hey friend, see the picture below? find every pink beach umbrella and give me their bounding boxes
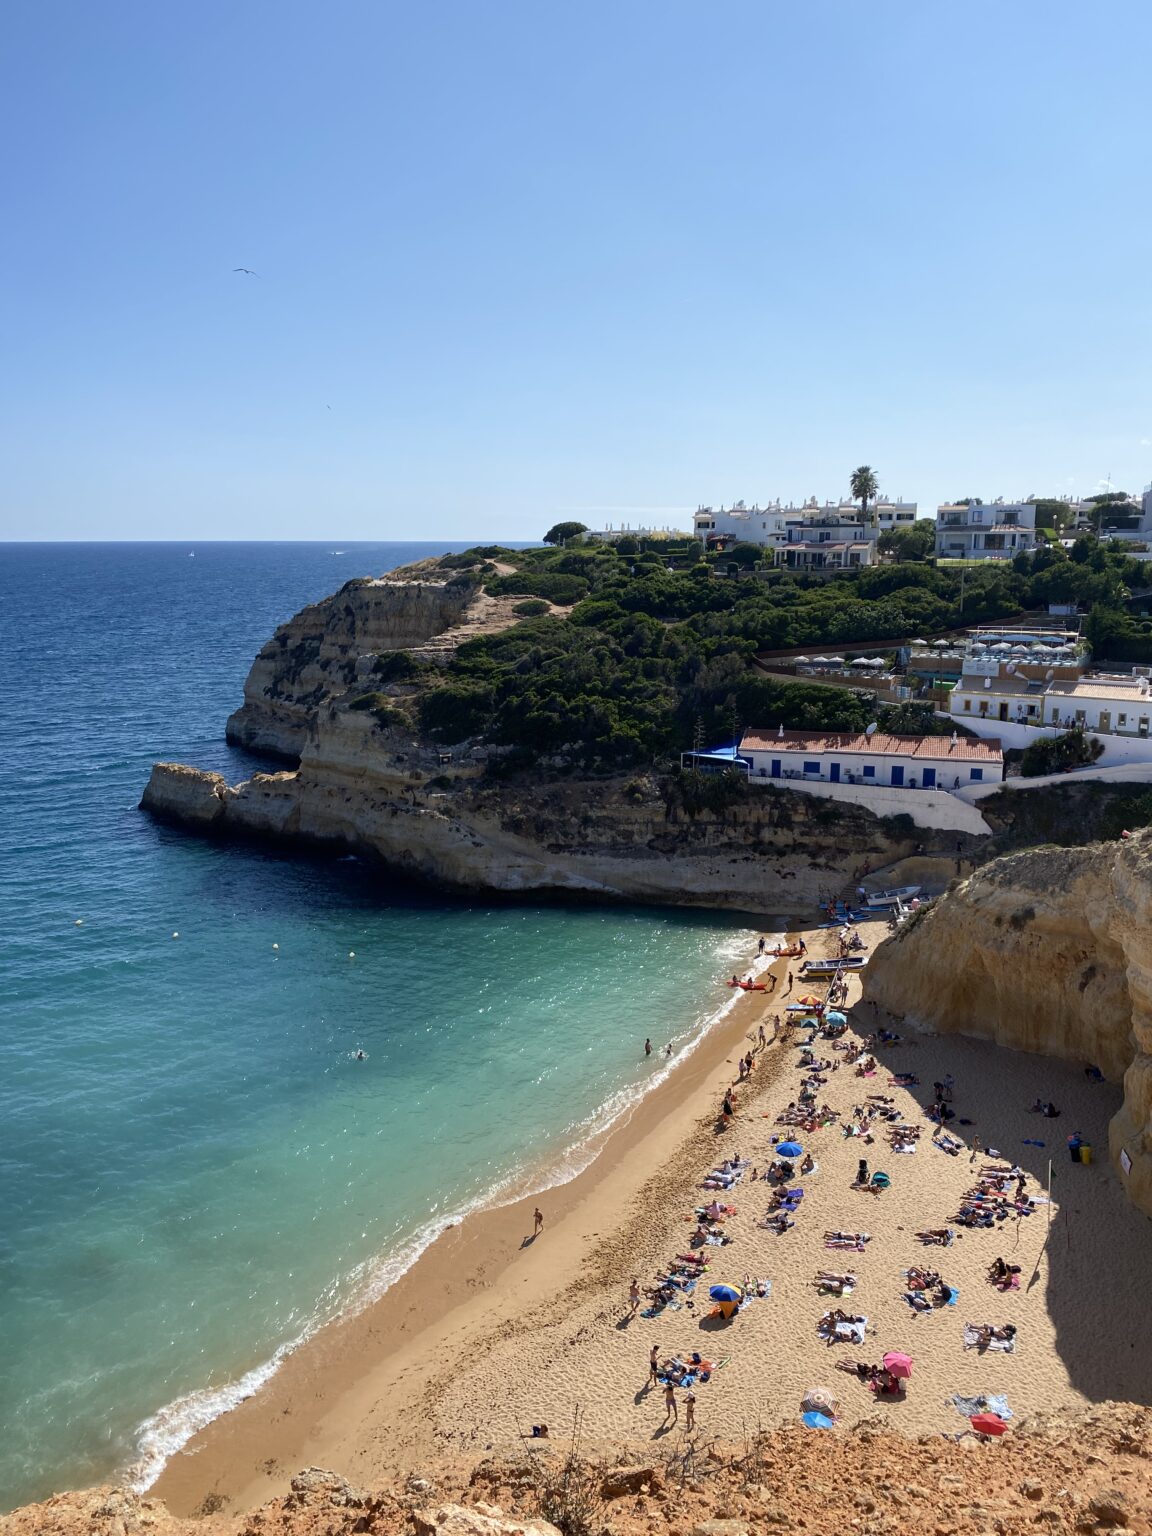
[882,1351,913,1380]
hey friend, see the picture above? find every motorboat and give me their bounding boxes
[864,886,921,909]
[800,956,867,976]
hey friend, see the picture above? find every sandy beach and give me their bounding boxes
[154,916,1152,1517]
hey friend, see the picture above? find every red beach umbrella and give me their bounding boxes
[882,1352,913,1380]
[969,1412,1009,1436]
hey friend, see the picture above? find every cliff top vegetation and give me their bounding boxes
[365,534,1147,773]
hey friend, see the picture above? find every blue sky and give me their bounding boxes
[2,1,1150,541]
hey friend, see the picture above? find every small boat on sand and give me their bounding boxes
[864,886,921,909]
[800,956,868,976]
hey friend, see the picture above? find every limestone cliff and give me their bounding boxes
[862,831,1152,1217]
[142,736,926,912]
[224,570,525,759]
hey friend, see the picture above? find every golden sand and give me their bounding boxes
[154,921,1152,1516]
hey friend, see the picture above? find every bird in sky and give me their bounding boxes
[233,267,259,276]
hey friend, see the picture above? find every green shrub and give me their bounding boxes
[347,692,408,729]
[513,598,551,617]
[374,651,426,683]
[1020,728,1104,777]
[485,571,591,605]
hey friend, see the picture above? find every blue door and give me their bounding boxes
[922,768,936,789]
[829,762,840,783]
[891,766,904,786]
[771,759,781,778]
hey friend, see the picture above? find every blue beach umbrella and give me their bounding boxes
[825,1011,848,1027]
[777,1141,803,1158]
[801,1411,835,1429]
[708,1283,743,1303]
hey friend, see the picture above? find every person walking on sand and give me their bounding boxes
[786,970,794,995]
[758,936,766,955]
[649,1344,660,1385]
[970,1135,982,1165]
[758,1022,767,1049]
[663,1381,678,1425]
[629,1277,641,1316]
[684,1389,696,1432]
[533,1207,544,1236]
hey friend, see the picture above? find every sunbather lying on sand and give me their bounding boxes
[762,1211,794,1234]
[917,1227,956,1246]
[825,1230,871,1244]
[814,1271,857,1292]
[967,1322,1017,1347]
[906,1267,940,1290]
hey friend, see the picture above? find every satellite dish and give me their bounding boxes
[865,721,878,736]
[1046,668,1055,681]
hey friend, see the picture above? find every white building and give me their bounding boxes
[946,627,1152,764]
[935,501,1038,561]
[738,728,1003,791]
[695,498,917,555]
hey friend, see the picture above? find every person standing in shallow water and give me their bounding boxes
[644,1038,652,1057]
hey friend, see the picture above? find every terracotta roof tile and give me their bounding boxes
[739,729,1002,762]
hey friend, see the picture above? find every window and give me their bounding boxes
[971,768,984,782]
[862,765,875,778]
[1119,714,1128,726]
[972,509,983,523]
[803,761,820,775]
[963,699,971,711]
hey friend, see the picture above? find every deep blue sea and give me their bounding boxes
[0,543,766,1513]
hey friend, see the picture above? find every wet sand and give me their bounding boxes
[154,919,1152,1516]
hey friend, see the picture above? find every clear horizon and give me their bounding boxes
[3,1,1150,542]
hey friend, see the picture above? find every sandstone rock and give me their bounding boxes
[1087,1488,1129,1525]
[601,1467,662,1499]
[863,832,1152,1216]
[691,1521,750,1536]
[413,1504,562,1536]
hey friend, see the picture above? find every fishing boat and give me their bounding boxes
[864,885,921,909]
[800,956,868,976]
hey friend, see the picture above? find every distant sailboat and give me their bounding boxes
[188,551,195,558]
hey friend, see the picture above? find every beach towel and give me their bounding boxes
[821,1314,867,1344]
[964,1324,1015,1352]
[951,1393,1013,1420]
[893,1142,918,1154]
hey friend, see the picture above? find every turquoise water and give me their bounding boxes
[0,544,761,1512]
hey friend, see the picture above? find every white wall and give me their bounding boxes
[751,776,993,834]
[744,747,994,789]
[938,712,1152,768]
[956,760,1152,804]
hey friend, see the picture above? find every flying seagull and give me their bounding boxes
[233,267,259,276]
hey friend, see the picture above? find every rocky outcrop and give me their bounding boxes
[143,723,935,911]
[862,832,1152,1217]
[224,574,498,760]
[5,1409,1151,1535]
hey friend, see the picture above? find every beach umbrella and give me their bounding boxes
[970,1412,1009,1436]
[910,638,927,646]
[796,994,824,1008]
[802,1387,839,1415]
[827,654,845,664]
[932,639,949,647]
[801,1411,835,1429]
[991,641,1012,651]
[793,655,812,663]
[850,656,871,667]
[708,1283,743,1303]
[882,1351,913,1380]
[866,657,886,668]
[777,1141,803,1158]
[825,1010,848,1026]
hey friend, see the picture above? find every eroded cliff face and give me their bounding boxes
[862,833,1152,1217]
[223,573,518,759]
[142,720,924,912]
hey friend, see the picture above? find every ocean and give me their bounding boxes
[0,543,767,1513]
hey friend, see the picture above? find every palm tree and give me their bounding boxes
[850,465,880,526]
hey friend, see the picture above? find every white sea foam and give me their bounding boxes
[127,925,783,1491]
